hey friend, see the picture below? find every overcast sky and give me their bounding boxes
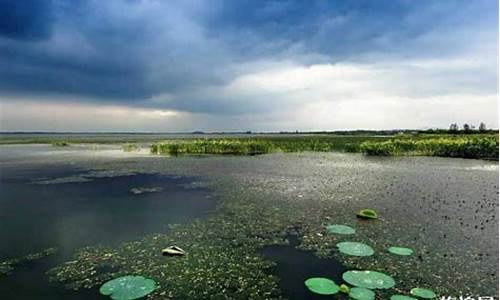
[0,0,498,132]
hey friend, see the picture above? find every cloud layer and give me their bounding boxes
[0,0,498,131]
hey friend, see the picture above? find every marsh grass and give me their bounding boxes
[150,136,386,156]
[359,136,498,160]
[122,143,141,152]
[150,135,499,159]
[51,141,70,147]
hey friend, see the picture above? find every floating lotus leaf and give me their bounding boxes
[410,288,437,299]
[388,246,413,256]
[304,277,340,295]
[391,295,417,300]
[349,287,375,300]
[356,209,378,219]
[337,242,374,257]
[326,224,356,235]
[100,275,156,300]
[342,270,395,289]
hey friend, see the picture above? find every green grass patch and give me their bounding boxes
[51,141,70,147]
[359,136,498,160]
[150,136,386,156]
[122,143,141,152]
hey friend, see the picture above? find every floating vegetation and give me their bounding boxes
[410,287,437,299]
[1,247,58,276]
[339,283,350,294]
[342,270,396,289]
[129,187,162,195]
[359,136,499,160]
[349,287,376,300]
[304,277,340,295]
[391,295,417,300]
[43,154,496,298]
[52,141,70,147]
[122,143,141,152]
[0,259,18,276]
[388,246,414,256]
[356,209,378,219]
[337,242,374,257]
[100,275,156,300]
[326,224,356,235]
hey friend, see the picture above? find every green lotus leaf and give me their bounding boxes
[356,209,378,219]
[388,246,414,256]
[391,295,418,300]
[304,277,340,295]
[326,224,356,235]
[100,275,156,300]
[342,270,395,289]
[337,242,374,257]
[349,287,375,300]
[410,288,437,299]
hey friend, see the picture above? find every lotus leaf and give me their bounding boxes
[388,246,413,256]
[326,224,356,235]
[337,242,374,257]
[304,277,339,295]
[356,209,378,219]
[410,288,437,299]
[100,275,156,300]
[349,287,375,300]
[342,270,395,289]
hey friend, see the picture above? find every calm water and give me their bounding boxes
[261,235,346,300]
[0,162,216,299]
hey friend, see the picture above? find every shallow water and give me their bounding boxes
[0,161,215,299]
[261,235,346,300]
[0,144,498,299]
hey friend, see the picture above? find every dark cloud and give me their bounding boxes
[0,0,54,40]
[0,0,497,114]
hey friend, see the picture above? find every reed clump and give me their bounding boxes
[122,143,141,152]
[151,139,275,155]
[359,136,498,160]
[51,141,70,147]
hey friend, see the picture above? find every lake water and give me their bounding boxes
[0,144,498,299]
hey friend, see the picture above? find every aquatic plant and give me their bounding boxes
[122,143,141,152]
[388,246,413,256]
[359,136,499,160]
[337,242,374,257]
[356,209,378,219]
[339,283,350,294]
[52,141,70,147]
[326,224,356,235]
[0,247,58,276]
[100,275,156,300]
[410,288,437,299]
[342,270,396,289]
[349,287,375,300]
[150,135,391,156]
[304,277,340,295]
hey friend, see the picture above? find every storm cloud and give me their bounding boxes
[0,0,497,131]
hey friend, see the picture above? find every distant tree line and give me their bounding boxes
[448,122,490,134]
